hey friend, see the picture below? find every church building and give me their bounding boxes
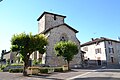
[31,12,81,67]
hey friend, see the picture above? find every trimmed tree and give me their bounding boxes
[0,0,3,2]
[11,32,48,76]
[54,41,78,70]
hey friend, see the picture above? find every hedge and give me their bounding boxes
[9,68,23,73]
[39,68,48,73]
[54,67,63,72]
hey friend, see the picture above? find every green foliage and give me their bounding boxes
[6,59,10,65]
[33,59,40,65]
[11,32,48,61]
[11,63,23,66]
[54,67,63,72]
[10,32,48,76]
[54,41,78,69]
[39,68,48,73]
[9,68,23,73]
[54,41,78,61]
[39,68,54,73]
[1,65,7,70]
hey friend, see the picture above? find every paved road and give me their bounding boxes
[68,69,120,80]
[0,69,120,80]
[0,69,92,80]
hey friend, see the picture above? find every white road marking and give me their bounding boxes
[66,69,103,80]
[66,72,91,80]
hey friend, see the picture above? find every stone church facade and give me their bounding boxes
[31,12,81,67]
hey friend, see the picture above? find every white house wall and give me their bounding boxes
[81,41,107,65]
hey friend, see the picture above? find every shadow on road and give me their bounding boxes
[74,77,120,80]
[96,69,120,72]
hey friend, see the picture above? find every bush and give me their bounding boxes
[9,68,23,73]
[1,65,7,70]
[54,67,63,72]
[39,68,48,73]
[11,63,23,66]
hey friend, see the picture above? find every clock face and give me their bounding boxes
[60,33,68,41]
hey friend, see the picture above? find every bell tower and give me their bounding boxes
[37,12,66,33]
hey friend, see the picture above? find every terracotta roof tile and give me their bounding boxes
[81,37,120,47]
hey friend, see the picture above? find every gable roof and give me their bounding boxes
[40,23,79,34]
[81,50,86,53]
[37,11,66,21]
[81,37,120,47]
[2,51,10,55]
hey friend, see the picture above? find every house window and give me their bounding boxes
[34,51,37,60]
[111,57,114,63]
[83,47,88,51]
[112,48,114,53]
[108,41,112,45]
[95,48,101,54]
[109,48,114,53]
[11,60,13,63]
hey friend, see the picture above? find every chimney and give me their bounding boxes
[91,38,94,41]
[118,37,120,41]
[100,37,105,39]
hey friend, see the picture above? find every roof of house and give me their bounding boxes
[81,51,86,53]
[2,51,10,55]
[40,23,79,34]
[81,37,120,47]
[37,11,66,21]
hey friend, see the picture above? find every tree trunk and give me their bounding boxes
[23,57,29,76]
[67,60,70,70]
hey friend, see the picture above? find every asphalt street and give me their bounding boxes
[67,69,120,80]
[0,69,120,80]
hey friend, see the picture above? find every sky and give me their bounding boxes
[0,0,120,53]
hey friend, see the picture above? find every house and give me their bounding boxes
[1,50,18,64]
[81,37,120,67]
[30,12,81,67]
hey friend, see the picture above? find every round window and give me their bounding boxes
[60,33,68,41]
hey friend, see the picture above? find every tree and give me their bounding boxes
[54,41,78,70]
[11,32,48,76]
[0,0,3,2]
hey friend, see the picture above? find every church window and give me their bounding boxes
[60,33,68,41]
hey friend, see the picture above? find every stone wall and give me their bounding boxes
[38,15,45,33]
[45,25,81,67]
[45,14,64,30]
[38,13,64,33]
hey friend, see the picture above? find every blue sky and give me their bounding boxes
[0,0,120,53]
